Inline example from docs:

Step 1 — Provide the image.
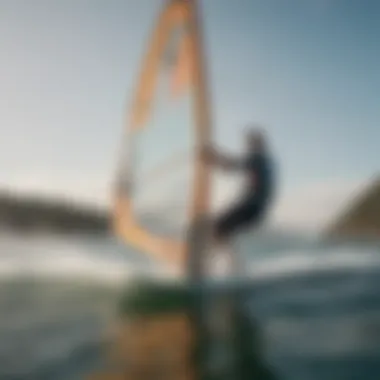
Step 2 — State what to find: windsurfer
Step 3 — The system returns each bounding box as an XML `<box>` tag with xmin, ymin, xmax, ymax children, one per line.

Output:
<box><xmin>203</xmin><ymin>127</ymin><xmax>275</xmax><ymax>249</ymax></box>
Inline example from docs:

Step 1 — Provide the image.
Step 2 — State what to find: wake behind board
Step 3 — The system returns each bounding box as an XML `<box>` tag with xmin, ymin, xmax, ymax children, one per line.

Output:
<box><xmin>88</xmin><ymin>1</ymin><xmax>276</xmax><ymax>379</ymax></box>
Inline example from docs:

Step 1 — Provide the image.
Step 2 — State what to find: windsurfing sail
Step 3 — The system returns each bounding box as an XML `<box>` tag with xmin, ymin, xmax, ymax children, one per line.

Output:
<box><xmin>113</xmin><ymin>0</ymin><xmax>212</xmax><ymax>273</ymax></box>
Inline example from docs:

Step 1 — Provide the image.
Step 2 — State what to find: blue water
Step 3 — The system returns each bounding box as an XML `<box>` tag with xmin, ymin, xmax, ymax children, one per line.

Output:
<box><xmin>0</xmin><ymin>232</ymin><xmax>379</xmax><ymax>380</ymax></box>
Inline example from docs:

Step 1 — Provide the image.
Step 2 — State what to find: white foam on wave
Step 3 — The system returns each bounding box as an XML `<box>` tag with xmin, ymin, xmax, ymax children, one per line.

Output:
<box><xmin>0</xmin><ymin>233</ymin><xmax>379</xmax><ymax>284</ymax></box>
<box><xmin>247</xmin><ymin>246</ymin><xmax>380</xmax><ymax>281</ymax></box>
<box><xmin>0</xmin><ymin>233</ymin><xmax>175</xmax><ymax>285</ymax></box>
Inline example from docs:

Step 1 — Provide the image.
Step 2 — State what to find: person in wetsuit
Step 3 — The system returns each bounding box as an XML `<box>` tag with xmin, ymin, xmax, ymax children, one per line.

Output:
<box><xmin>203</xmin><ymin>128</ymin><xmax>275</xmax><ymax>247</ymax></box>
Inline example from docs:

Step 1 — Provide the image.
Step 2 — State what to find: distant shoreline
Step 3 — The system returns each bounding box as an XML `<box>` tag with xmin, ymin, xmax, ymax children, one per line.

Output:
<box><xmin>2</xmin><ymin>176</ymin><xmax>377</xmax><ymax>238</ymax></box>
<box><xmin>0</xmin><ymin>190</ymin><xmax>109</xmax><ymax>234</ymax></box>
<box><xmin>326</xmin><ymin>177</ymin><xmax>380</xmax><ymax>239</ymax></box>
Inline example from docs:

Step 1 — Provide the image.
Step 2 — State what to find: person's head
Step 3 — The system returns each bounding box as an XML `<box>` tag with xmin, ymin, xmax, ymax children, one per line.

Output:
<box><xmin>245</xmin><ymin>127</ymin><xmax>267</xmax><ymax>153</ymax></box>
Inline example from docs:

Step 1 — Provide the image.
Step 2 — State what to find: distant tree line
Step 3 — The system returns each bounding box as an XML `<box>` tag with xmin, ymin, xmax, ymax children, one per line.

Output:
<box><xmin>0</xmin><ymin>190</ymin><xmax>109</xmax><ymax>234</ymax></box>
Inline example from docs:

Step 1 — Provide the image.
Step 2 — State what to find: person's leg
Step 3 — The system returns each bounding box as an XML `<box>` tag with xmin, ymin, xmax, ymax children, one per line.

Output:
<box><xmin>214</xmin><ymin>200</ymin><xmax>256</xmax><ymax>243</ymax></box>
<box><xmin>213</xmin><ymin>204</ymin><xmax>241</xmax><ymax>247</ymax></box>
<box><xmin>212</xmin><ymin>200</ymin><xmax>256</xmax><ymax>273</ymax></box>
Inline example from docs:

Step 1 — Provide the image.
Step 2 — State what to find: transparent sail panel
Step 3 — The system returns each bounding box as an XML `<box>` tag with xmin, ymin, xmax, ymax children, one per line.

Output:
<box><xmin>131</xmin><ymin>26</ymin><xmax>195</xmax><ymax>242</ymax></box>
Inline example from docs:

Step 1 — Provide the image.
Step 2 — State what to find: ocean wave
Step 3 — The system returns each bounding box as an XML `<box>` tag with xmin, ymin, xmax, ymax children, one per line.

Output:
<box><xmin>0</xmin><ymin>234</ymin><xmax>171</xmax><ymax>285</ymax></box>
<box><xmin>265</xmin><ymin>310</ymin><xmax>380</xmax><ymax>357</ymax></box>
<box><xmin>0</xmin><ymin>233</ymin><xmax>379</xmax><ymax>285</ymax></box>
<box><xmin>247</xmin><ymin>247</ymin><xmax>380</xmax><ymax>281</ymax></box>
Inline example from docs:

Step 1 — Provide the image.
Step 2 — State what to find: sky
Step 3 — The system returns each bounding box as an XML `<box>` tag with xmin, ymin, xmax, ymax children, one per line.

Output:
<box><xmin>0</xmin><ymin>0</ymin><xmax>379</xmax><ymax>230</ymax></box>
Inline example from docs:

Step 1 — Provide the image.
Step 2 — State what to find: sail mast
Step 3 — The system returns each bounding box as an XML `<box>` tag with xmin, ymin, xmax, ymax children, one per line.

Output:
<box><xmin>185</xmin><ymin>0</ymin><xmax>213</xmax><ymax>281</ymax></box>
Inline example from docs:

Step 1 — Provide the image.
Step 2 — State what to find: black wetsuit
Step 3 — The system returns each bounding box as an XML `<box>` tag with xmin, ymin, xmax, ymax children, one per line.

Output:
<box><xmin>215</xmin><ymin>152</ymin><xmax>274</xmax><ymax>239</ymax></box>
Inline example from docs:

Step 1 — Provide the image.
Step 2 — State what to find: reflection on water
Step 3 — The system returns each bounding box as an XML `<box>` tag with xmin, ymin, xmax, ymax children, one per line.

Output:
<box><xmin>0</xmin><ymin>233</ymin><xmax>379</xmax><ymax>379</ymax></box>
<box><xmin>0</xmin><ymin>278</ymin><xmax>116</xmax><ymax>380</ymax></box>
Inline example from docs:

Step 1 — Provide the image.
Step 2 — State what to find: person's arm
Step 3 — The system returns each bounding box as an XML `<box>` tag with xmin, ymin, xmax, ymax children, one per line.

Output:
<box><xmin>202</xmin><ymin>145</ymin><xmax>247</xmax><ymax>171</ymax></box>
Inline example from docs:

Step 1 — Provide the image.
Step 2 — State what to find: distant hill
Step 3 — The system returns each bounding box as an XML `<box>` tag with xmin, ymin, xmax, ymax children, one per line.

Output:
<box><xmin>8</xmin><ymin>181</ymin><xmax>379</xmax><ymax>240</ymax></box>
<box><xmin>326</xmin><ymin>177</ymin><xmax>380</xmax><ymax>239</ymax></box>
<box><xmin>0</xmin><ymin>190</ymin><xmax>109</xmax><ymax>234</ymax></box>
